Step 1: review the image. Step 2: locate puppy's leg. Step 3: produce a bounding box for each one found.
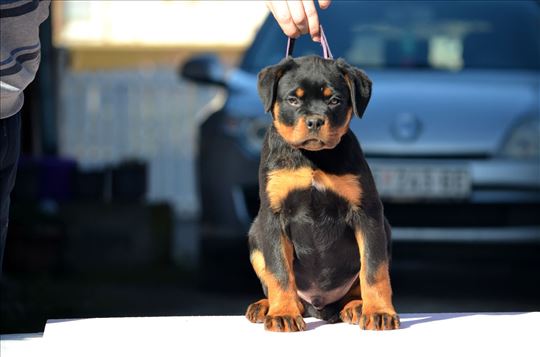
[245,217,305,332]
[354,212,400,330]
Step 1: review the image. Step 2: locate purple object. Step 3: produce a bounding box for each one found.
[286,25,333,59]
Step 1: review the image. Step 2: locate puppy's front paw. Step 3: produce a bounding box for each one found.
[340,300,363,324]
[360,312,400,330]
[246,299,269,323]
[264,314,306,332]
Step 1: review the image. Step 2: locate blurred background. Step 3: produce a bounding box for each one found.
[1,1,539,334]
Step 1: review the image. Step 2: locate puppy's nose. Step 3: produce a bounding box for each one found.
[306,117,325,131]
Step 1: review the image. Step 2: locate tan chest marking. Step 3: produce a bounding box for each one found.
[266,167,362,212]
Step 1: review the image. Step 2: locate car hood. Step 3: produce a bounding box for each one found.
[352,70,540,157]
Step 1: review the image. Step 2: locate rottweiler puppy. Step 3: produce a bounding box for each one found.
[245,55,399,332]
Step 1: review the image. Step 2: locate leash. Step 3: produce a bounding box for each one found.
[286,25,333,59]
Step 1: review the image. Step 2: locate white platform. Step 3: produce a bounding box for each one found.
[1,313,538,357]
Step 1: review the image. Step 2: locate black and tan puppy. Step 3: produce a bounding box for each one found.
[245,55,399,332]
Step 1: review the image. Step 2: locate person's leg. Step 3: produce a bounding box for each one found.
[0,112,22,272]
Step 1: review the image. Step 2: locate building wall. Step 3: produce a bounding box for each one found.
[54,2,268,217]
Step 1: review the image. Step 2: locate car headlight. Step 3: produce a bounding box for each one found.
[499,117,540,160]
[223,115,270,157]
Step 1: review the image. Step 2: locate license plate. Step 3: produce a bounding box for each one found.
[370,164,471,200]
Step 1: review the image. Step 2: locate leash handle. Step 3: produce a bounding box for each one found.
[286,25,333,59]
[286,36,296,57]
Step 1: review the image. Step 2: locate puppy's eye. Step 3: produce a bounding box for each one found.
[287,96,300,106]
[329,98,341,106]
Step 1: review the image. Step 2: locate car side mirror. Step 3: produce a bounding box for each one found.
[180,54,227,87]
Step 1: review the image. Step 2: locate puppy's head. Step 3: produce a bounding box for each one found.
[258,56,371,151]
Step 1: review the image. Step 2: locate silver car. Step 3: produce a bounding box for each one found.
[182,0,540,259]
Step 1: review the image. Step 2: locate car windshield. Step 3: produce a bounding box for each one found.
[241,1,540,73]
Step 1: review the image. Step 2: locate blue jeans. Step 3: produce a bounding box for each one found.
[0,112,21,272]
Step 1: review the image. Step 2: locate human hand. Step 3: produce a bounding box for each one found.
[265,1,332,42]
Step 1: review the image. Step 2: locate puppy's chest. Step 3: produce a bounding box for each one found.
[265,167,362,214]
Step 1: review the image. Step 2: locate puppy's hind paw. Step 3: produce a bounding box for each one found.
[246,299,269,323]
[340,300,363,324]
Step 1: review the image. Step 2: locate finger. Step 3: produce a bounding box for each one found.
[268,1,302,38]
[287,0,309,34]
[318,0,332,9]
[302,0,320,41]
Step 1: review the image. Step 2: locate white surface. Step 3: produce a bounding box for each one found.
[0,333,43,357]
[2,313,539,357]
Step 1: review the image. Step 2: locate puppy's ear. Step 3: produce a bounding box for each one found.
[336,58,372,118]
[257,57,295,113]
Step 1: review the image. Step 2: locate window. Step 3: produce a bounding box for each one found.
[243,1,540,72]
